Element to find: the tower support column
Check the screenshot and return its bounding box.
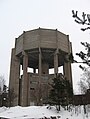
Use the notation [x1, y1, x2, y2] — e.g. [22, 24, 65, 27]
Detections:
[21, 51, 29, 106]
[33, 68, 36, 73]
[39, 48, 42, 81]
[63, 62, 72, 83]
[9, 48, 20, 106]
[54, 50, 58, 77]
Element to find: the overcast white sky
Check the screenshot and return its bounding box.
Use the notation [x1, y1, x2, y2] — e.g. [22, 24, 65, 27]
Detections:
[0, 0, 90, 93]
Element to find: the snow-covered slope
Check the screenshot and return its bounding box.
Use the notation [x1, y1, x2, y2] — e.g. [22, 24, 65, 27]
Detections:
[0, 106, 90, 119]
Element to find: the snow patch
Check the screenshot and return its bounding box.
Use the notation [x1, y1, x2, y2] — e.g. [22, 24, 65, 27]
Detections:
[0, 105, 90, 119]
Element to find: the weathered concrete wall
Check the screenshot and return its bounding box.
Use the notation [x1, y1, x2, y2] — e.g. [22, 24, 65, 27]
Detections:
[15, 34, 23, 55]
[40, 29, 56, 49]
[24, 30, 39, 50]
[58, 32, 69, 52]
[15, 28, 72, 55]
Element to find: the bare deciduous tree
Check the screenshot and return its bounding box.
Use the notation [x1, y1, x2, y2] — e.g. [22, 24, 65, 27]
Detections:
[78, 68, 90, 94]
[0, 75, 5, 93]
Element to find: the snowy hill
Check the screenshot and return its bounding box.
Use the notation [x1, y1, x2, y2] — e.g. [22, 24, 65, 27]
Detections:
[0, 105, 90, 119]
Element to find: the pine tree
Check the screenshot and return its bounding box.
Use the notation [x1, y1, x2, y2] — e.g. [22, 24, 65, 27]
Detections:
[48, 74, 73, 111]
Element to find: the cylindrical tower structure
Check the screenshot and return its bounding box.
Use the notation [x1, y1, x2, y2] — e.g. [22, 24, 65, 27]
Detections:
[9, 28, 73, 106]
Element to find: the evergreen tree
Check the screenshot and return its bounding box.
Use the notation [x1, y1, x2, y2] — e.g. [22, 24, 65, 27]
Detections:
[8, 88, 17, 107]
[48, 74, 73, 111]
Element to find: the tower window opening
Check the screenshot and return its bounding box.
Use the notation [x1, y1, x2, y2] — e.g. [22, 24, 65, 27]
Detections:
[49, 68, 54, 74]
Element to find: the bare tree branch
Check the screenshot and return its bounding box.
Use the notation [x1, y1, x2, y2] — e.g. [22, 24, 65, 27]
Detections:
[72, 10, 90, 31]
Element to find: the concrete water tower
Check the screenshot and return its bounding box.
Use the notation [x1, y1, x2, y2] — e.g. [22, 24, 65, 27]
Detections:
[9, 28, 73, 106]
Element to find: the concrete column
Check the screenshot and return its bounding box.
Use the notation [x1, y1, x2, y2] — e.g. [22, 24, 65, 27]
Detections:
[21, 51, 29, 106]
[9, 48, 20, 106]
[54, 51, 58, 76]
[33, 68, 36, 73]
[63, 62, 72, 83]
[39, 48, 42, 81]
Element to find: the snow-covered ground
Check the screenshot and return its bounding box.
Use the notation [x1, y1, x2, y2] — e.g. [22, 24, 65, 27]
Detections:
[0, 105, 90, 119]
